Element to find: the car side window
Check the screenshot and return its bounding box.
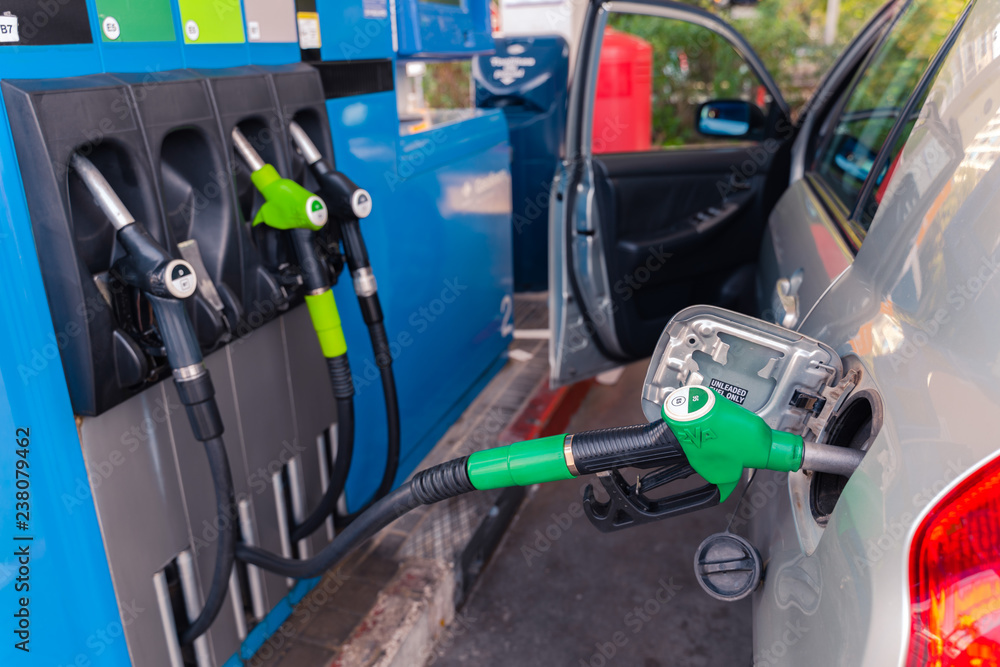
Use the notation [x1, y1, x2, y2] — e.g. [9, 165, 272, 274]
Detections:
[591, 12, 772, 154]
[813, 0, 967, 229]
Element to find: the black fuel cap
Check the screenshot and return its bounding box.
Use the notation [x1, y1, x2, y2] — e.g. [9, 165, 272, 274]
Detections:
[693, 532, 762, 601]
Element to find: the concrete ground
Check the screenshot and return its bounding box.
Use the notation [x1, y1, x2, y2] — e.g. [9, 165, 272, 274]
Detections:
[432, 360, 752, 667]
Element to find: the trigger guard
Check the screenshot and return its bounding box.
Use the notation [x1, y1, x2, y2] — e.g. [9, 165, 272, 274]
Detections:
[582, 468, 721, 534]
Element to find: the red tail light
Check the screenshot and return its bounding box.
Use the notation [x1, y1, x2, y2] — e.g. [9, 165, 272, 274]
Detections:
[908, 454, 1000, 666]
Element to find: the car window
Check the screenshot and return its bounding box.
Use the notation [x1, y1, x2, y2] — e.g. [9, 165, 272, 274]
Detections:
[591, 12, 772, 154]
[813, 0, 966, 225]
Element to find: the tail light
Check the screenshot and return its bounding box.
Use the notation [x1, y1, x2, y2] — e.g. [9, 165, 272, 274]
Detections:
[907, 454, 1000, 666]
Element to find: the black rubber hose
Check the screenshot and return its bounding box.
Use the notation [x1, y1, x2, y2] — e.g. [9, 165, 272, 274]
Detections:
[238, 457, 473, 579]
[290, 357, 356, 543]
[337, 319, 400, 527]
[180, 436, 237, 646]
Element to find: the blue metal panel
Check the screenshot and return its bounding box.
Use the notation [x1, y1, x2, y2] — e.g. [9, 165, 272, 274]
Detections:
[325, 91, 514, 507]
[248, 41, 301, 65]
[316, 0, 394, 61]
[0, 94, 131, 666]
[0, 43, 104, 79]
[181, 43, 250, 68]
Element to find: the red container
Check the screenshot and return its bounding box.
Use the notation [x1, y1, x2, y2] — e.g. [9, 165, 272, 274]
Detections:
[592, 27, 652, 154]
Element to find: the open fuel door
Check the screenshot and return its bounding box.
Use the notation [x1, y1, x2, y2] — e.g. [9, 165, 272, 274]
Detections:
[549, 0, 791, 386]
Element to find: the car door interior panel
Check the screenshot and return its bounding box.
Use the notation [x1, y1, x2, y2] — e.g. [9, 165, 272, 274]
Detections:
[594, 143, 786, 358]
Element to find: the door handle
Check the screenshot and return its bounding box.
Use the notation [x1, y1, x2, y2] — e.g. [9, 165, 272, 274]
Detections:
[775, 269, 804, 329]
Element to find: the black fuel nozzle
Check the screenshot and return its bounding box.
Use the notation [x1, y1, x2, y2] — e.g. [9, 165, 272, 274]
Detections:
[70, 153, 222, 441]
[288, 122, 380, 324]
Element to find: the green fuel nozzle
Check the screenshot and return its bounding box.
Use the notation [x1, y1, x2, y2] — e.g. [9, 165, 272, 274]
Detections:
[231, 126, 347, 360]
[464, 385, 863, 501]
[231, 126, 329, 232]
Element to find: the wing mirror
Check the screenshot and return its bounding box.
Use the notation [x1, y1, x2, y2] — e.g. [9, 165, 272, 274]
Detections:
[696, 100, 765, 139]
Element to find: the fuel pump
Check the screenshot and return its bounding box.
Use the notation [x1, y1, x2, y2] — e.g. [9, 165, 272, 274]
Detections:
[236, 383, 864, 580]
[286, 122, 400, 525]
[230, 127, 358, 543]
[69, 154, 236, 647]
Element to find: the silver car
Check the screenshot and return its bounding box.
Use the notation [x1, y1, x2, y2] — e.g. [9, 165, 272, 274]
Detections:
[550, 0, 999, 664]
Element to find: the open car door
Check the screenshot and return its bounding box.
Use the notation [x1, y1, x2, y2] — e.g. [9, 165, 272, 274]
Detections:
[549, 0, 791, 386]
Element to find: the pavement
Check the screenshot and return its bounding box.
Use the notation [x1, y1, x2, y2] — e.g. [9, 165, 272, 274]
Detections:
[431, 360, 753, 667]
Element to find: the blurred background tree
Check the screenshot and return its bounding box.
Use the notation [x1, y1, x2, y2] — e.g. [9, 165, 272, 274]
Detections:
[611, 0, 886, 147]
[421, 0, 888, 146]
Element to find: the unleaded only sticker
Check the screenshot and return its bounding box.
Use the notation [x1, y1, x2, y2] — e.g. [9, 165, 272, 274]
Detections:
[709, 378, 748, 405]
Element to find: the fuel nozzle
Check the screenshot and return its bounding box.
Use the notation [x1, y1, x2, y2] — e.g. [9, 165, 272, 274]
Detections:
[288, 121, 379, 310]
[70, 154, 203, 373]
[232, 126, 347, 360]
[231, 126, 329, 232]
[463, 385, 865, 500]
[289, 121, 372, 223]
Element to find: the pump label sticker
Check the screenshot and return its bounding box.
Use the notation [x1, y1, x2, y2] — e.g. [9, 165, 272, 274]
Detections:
[709, 379, 748, 406]
[490, 56, 537, 86]
[296, 12, 321, 49]
[363, 0, 388, 19]
[0, 14, 18, 43]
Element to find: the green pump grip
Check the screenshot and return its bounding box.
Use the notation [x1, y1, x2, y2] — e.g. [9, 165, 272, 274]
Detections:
[250, 164, 329, 231]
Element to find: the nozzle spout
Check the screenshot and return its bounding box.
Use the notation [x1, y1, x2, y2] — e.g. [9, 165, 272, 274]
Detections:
[69, 153, 135, 231]
[231, 127, 265, 172]
[289, 121, 323, 165]
[801, 442, 866, 477]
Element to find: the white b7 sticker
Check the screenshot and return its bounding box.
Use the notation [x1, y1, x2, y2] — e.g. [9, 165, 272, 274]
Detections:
[0, 14, 19, 43]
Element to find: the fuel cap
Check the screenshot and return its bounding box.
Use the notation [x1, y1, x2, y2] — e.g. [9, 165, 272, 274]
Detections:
[693, 532, 762, 601]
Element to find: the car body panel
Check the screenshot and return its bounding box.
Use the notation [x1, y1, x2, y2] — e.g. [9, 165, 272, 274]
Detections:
[749, 0, 1000, 662]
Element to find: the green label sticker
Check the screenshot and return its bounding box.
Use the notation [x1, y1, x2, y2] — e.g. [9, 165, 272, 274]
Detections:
[177, 0, 245, 44]
[96, 0, 175, 43]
